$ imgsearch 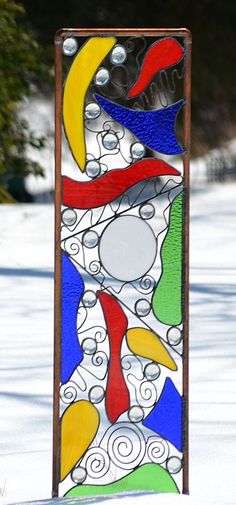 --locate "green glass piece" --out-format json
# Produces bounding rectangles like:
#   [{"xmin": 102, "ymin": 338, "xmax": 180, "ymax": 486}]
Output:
[
  {"xmin": 65, "ymin": 463, "xmax": 179, "ymax": 496},
  {"xmin": 152, "ymin": 192, "xmax": 183, "ymax": 325}
]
